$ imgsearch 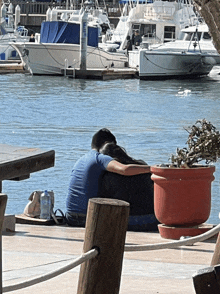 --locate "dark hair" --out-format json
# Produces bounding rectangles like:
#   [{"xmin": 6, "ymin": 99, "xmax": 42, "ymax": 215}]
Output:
[
  {"xmin": 100, "ymin": 142, "xmax": 146, "ymax": 165},
  {"xmin": 91, "ymin": 128, "xmax": 117, "ymax": 151},
  {"xmin": 126, "ymin": 35, "xmax": 130, "ymax": 40}
]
